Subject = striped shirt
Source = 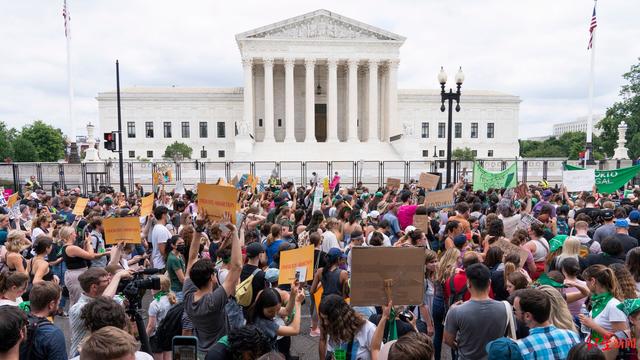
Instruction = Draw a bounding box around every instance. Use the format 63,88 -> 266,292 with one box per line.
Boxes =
516,325 -> 581,360
69,294 -> 92,357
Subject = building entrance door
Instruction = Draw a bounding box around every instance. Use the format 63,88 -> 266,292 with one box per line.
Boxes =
315,104 -> 327,142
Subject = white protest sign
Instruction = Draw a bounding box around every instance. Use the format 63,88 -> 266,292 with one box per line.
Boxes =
174,180 -> 186,195
562,169 -> 595,192
312,187 -> 324,212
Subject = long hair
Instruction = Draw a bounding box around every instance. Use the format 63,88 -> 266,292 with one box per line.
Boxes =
626,248 -> 640,283
537,285 -> 578,332
319,294 -> 365,344
306,210 -> 325,233
158,275 -> 177,305
435,248 -> 460,284
486,219 -> 505,245
266,224 -> 282,246
248,288 -> 282,323
484,246 -> 504,269
583,265 -> 624,300
507,271 -> 529,291
610,263 -> 638,300
424,249 -> 438,280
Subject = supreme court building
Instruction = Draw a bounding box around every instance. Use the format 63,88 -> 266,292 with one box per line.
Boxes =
98,9 -> 521,161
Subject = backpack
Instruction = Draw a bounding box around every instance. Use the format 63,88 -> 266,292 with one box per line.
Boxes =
447,276 -> 468,310
235,268 -> 261,307
153,302 -> 185,352
485,337 -> 523,360
20,315 -> 50,360
580,239 -> 595,258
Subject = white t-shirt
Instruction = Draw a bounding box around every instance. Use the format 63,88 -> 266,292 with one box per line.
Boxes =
321,231 -> 341,253
327,320 -> 377,360
0,297 -> 23,306
31,227 -> 46,244
151,223 -> 171,269
592,297 -> 628,335
366,231 -> 392,247
148,295 -> 172,336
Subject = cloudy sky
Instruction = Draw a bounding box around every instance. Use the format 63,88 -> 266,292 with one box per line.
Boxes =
1,0 -> 638,140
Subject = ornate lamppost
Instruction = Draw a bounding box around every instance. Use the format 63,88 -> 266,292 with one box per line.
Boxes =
438,66 -> 464,186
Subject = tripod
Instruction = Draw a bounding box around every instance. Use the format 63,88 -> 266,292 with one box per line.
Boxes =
127,304 -> 151,355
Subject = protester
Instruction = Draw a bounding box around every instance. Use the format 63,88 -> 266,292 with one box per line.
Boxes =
0,271 -> 29,306
0,305 -> 27,359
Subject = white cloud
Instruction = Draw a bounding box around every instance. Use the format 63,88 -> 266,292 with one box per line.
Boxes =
0,0 -> 638,139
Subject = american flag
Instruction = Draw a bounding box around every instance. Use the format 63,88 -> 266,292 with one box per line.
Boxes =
63,0 -> 71,38
588,3 -> 597,49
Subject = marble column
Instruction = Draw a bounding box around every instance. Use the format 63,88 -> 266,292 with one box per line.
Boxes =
305,58 -> 316,143
327,58 -> 338,142
368,59 -> 379,142
387,59 -> 399,143
347,59 -> 359,142
284,58 -> 295,143
241,57 -> 253,136
263,58 -> 274,142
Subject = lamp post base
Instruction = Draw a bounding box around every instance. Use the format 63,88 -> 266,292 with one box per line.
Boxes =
585,142 -> 596,165
68,142 -> 81,164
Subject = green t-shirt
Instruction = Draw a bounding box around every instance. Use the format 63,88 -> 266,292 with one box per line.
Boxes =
166,252 -> 186,293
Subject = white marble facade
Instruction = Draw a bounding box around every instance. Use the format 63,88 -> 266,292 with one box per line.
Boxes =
97,9 -> 520,161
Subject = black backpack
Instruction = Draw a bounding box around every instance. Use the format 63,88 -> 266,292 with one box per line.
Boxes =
20,315 -> 49,360
153,302 -> 185,352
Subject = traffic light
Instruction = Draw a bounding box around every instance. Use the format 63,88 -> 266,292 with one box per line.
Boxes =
104,132 -> 117,151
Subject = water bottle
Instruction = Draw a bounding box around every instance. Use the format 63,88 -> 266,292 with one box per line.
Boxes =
580,305 -> 591,336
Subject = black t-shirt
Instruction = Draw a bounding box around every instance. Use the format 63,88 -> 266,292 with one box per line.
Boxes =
240,264 -> 267,306
628,224 -> 640,241
575,208 -> 602,225
614,233 -> 639,255
579,253 -> 625,270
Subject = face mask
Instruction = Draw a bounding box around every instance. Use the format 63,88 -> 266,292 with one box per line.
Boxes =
176,245 -> 185,253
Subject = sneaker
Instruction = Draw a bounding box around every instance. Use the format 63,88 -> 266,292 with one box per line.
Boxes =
309,328 -> 321,337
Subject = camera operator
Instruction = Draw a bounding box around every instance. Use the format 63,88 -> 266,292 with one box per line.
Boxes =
69,267 -> 133,357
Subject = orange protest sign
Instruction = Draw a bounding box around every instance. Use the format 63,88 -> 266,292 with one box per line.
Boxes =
313,285 -> 323,314
72,198 -> 89,216
197,183 -> 238,223
140,194 -> 154,217
7,193 -> 19,208
103,217 -> 141,245
278,245 -> 314,285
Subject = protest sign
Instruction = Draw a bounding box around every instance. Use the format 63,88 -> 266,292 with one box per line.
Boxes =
7,193 -> 19,209
103,217 -> 141,245
515,183 -> 529,199
413,215 -> 430,234
197,183 -> 238,223
278,246 -> 314,285
322,177 -> 330,193
230,175 -> 239,187
518,213 -> 542,232
562,169 -> 595,192
565,164 -> 640,194
350,247 -> 425,306
386,178 -> 401,189
174,181 -> 185,195
312,187 -> 324,213
473,162 -> 518,191
424,188 -> 454,209
490,239 -> 529,267
72,198 -> 89,216
140,194 -> 154,217
418,172 -> 440,190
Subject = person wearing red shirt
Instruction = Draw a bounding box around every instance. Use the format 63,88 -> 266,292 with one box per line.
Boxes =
444,252 -> 494,304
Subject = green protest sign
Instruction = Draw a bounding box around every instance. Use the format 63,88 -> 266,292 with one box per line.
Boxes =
564,164 -> 640,194
472,162 -> 518,191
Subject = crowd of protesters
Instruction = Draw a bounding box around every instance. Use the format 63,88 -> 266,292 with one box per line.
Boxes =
2,172 -> 640,359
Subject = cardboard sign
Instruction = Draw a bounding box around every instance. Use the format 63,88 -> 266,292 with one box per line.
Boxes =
7,193 -> 19,209
72,198 -> 89,216
140,194 -> 154,217
350,247 -> 425,306
278,245 -> 314,285
423,188 -> 454,209
197,183 -> 238,223
386,178 -> 401,189
562,169 -> 595,192
103,217 -> 141,245
419,173 -> 440,190
490,239 -> 529,267
413,215 -> 430,234
515,183 -> 529,199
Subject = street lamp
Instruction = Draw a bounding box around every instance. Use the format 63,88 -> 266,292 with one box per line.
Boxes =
439,66 -> 464,186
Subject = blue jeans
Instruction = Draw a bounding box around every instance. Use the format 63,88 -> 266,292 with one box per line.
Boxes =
52,261 -> 68,309
432,294 -> 446,360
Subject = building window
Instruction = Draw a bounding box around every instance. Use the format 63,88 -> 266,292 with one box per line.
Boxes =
181,122 -> 190,138
488,150 -> 494,157
217,122 -> 226,138
199,122 -> 208,138
127,122 -> 135,138
422,150 -> 429,157
128,151 -> 135,158
439,150 -> 445,157
147,150 -> 153,158
218,150 -> 225,158
258,119 -> 263,127
455,122 -> 462,138
145,122 -> 154,138
164,122 -> 172,138
471,122 -> 478,138
421,122 -> 429,138
487,123 -> 495,138
438,122 -> 445,138
277,119 -> 282,127
471,150 -> 477,157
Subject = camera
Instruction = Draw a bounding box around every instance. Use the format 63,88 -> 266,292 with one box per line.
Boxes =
398,310 -> 414,323
118,269 -> 162,310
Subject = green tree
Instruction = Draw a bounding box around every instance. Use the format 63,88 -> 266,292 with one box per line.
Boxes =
598,58 -> 640,158
0,121 -> 15,161
163,141 -> 193,159
519,132 -> 605,159
12,136 -> 38,162
452,147 -> 476,160
19,120 -> 66,162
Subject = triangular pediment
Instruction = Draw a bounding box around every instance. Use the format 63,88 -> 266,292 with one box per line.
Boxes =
236,9 -> 405,42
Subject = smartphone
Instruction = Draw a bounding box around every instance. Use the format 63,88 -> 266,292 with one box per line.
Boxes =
172,336 -> 198,360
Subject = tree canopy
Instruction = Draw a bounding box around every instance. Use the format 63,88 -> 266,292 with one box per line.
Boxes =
452,147 -> 476,160
163,141 -> 193,159
0,120 -> 66,162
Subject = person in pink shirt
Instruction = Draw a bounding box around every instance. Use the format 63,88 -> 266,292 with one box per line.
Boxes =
397,191 -> 418,231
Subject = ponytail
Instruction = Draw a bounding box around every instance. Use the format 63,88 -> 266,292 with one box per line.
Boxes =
583,265 -> 624,300
267,224 -> 282,246
167,291 -> 177,305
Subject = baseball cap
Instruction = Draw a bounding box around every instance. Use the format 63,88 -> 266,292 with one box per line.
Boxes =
542,190 -> 553,199
602,210 -> 614,220
615,219 -> 630,228
405,225 -> 417,233
246,242 -> 265,258
368,210 -> 380,219
630,210 -> 640,222
264,268 -> 280,283
453,234 -> 467,247
375,191 -> 384,198
327,247 -> 347,261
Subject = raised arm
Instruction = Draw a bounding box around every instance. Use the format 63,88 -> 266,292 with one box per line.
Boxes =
221,219 -> 243,297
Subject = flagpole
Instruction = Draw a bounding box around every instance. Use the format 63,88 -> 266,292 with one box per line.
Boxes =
65,0 -> 80,163
586,0 -> 597,164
